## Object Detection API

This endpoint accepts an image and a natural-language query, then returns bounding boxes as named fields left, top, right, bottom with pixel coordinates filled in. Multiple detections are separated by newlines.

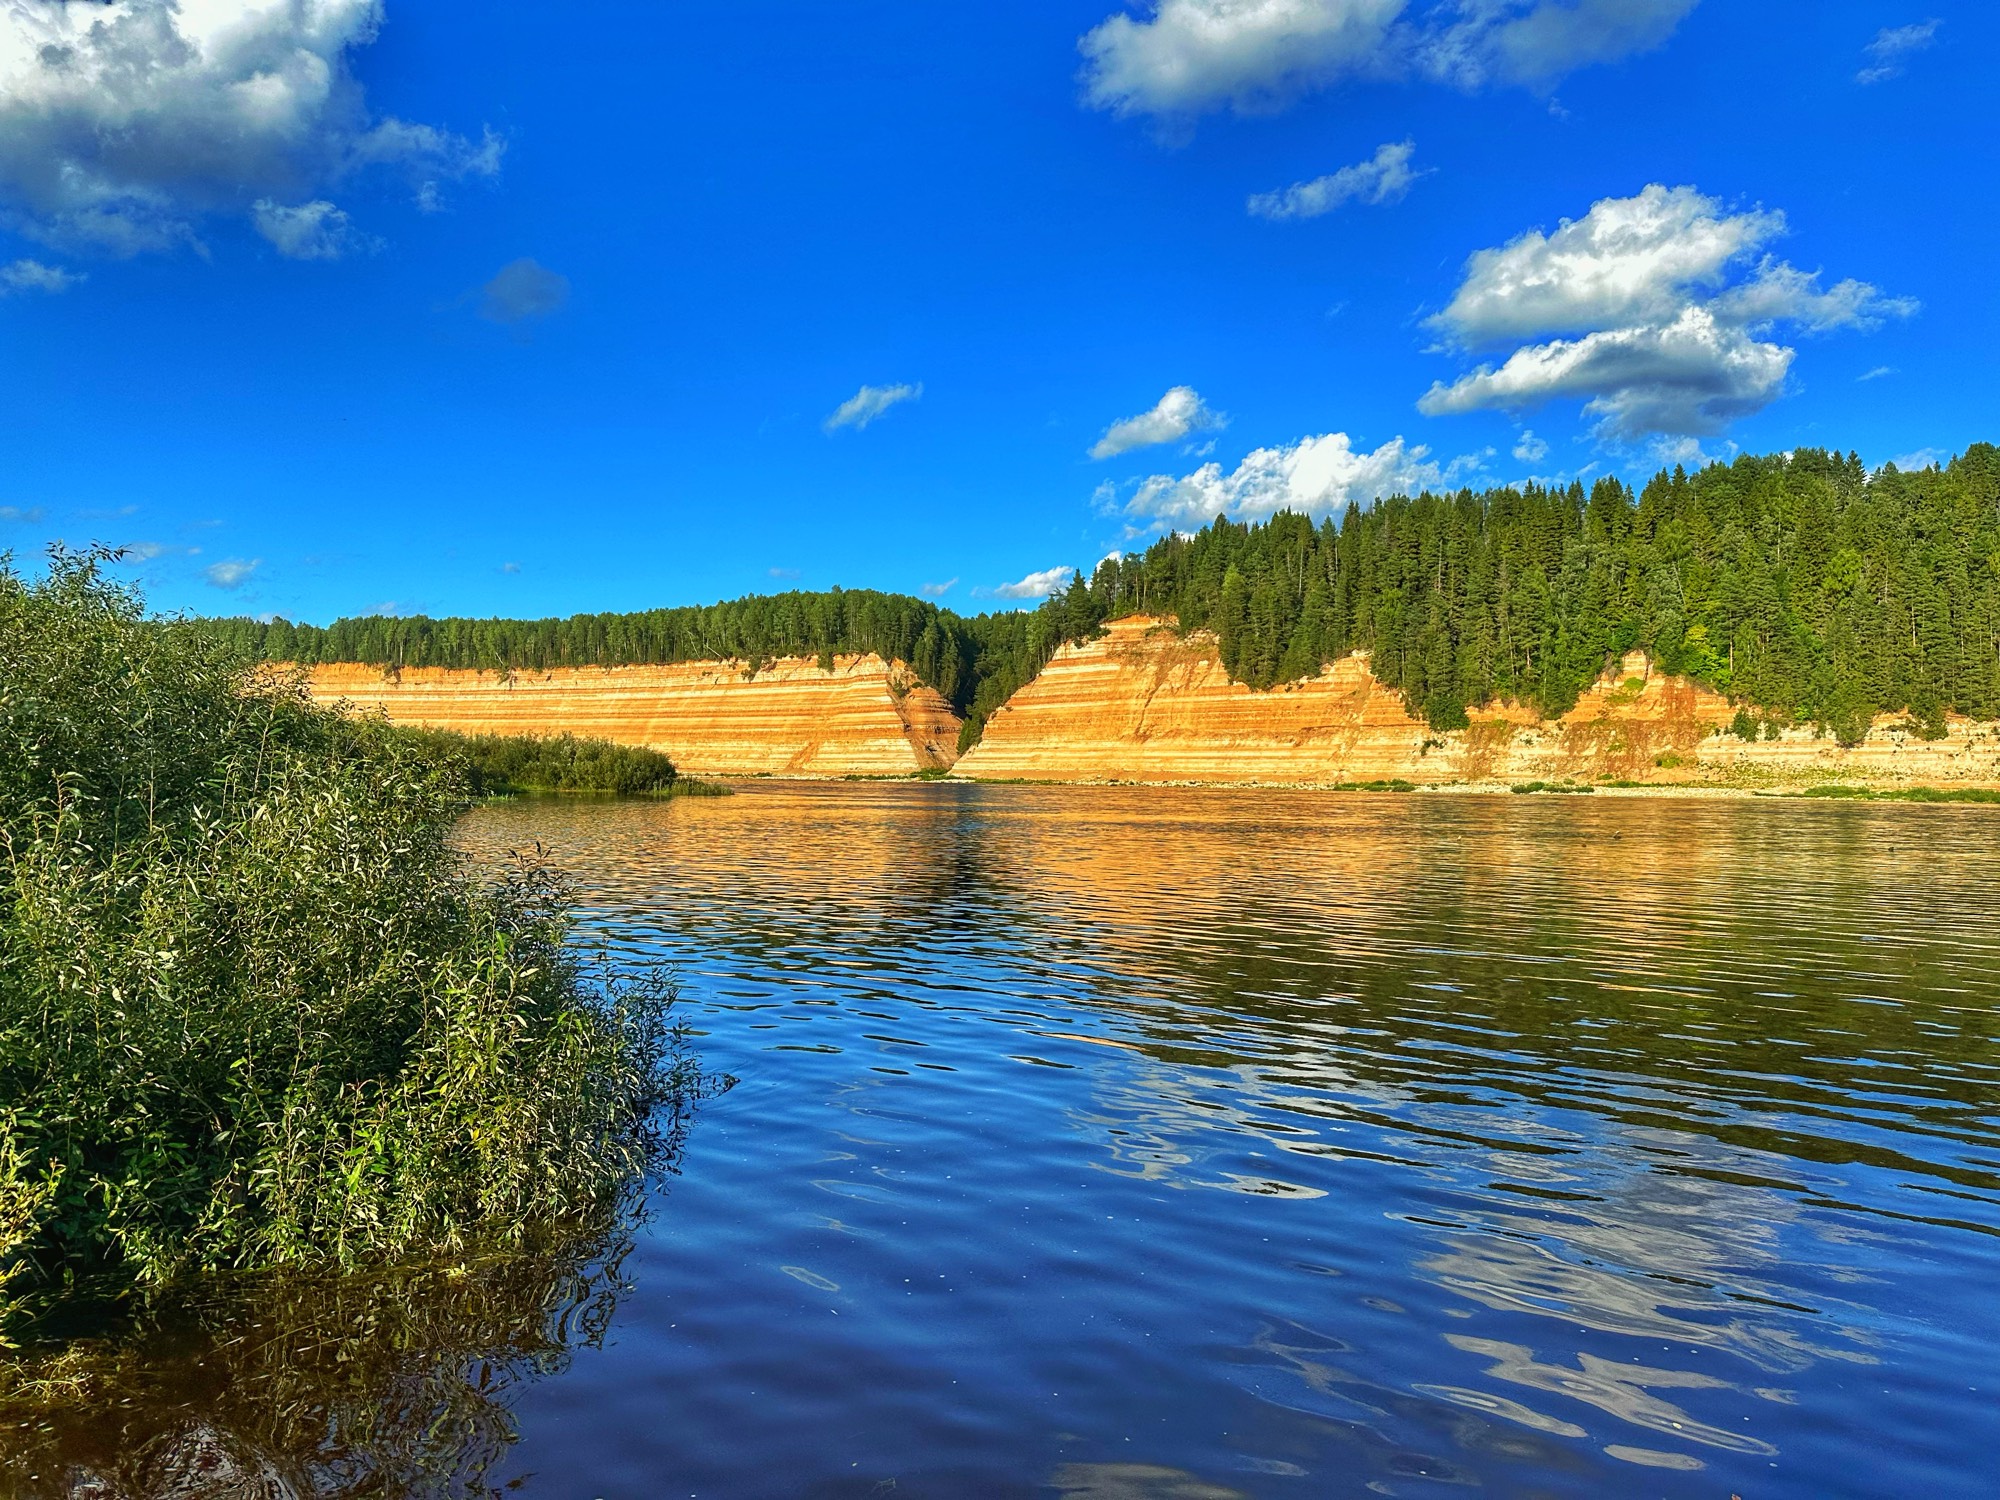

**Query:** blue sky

left=0, top=1, right=1992, bottom=623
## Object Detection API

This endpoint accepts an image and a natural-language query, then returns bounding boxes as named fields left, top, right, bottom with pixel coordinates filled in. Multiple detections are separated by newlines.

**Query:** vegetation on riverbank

left=202, top=444, right=1999, bottom=748
left=1794, top=784, right=2000, bottom=803
left=386, top=725, right=727, bottom=797
left=0, top=554, right=697, bottom=1342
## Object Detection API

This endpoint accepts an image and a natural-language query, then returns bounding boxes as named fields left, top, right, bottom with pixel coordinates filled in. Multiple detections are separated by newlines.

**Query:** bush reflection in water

left=2, top=1196, right=660, bottom=1496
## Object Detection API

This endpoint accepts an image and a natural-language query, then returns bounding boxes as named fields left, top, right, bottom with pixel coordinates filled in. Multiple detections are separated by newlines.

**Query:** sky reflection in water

left=454, top=784, right=2000, bottom=1498
left=37, top=783, right=1990, bottom=1498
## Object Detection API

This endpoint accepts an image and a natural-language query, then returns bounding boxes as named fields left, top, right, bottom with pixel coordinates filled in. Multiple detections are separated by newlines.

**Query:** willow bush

left=385, top=724, right=700, bottom=796
left=0, top=552, right=694, bottom=1336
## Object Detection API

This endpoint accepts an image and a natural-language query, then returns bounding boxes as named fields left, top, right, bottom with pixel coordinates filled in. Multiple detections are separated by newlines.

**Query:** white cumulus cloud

left=0, top=0, right=500, bottom=255
left=991, top=566, right=1076, bottom=600
left=0, top=256, right=76, bottom=293
left=1857, top=19, right=1939, bottom=85
left=824, top=382, right=922, bottom=433
left=1090, top=385, right=1223, bottom=459
left=1512, top=429, right=1549, bottom=463
left=1420, top=184, right=1916, bottom=439
left=1079, top=0, right=1698, bottom=119
left=1123, top=431, right=1476, bottom=527
left=1248, top=139, right=1421, bottom=220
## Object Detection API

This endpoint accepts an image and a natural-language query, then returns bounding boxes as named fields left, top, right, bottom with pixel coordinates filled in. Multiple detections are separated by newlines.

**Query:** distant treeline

left=207, top=445, right=2000, bottom=745
left=1062, top=445, right=2000, bottom=740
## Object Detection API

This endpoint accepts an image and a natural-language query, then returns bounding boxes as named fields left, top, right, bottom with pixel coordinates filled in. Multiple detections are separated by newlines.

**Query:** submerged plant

left=0, top=550, right=700, bottom=1336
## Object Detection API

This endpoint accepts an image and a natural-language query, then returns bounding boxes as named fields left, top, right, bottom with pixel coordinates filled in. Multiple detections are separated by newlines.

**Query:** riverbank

left=291, top=617, right=2000, bottom=798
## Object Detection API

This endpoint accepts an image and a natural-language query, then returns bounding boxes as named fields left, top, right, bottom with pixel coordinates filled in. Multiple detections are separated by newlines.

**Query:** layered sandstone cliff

left=303, top=655, right=961, bottom=776
left=953, top=616, right=2000, bottom=790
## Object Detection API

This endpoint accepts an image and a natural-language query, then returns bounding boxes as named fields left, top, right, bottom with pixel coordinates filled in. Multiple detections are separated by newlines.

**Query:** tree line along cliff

left=206, top=443, right=2000, bottom=748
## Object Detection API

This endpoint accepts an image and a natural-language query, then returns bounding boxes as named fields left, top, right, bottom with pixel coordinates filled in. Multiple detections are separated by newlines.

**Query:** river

left=27, top=783, right=2000, bottom=1497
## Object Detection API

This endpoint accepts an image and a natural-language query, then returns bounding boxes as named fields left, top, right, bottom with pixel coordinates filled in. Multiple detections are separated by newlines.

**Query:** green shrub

left=0, top=552, right=695, bottom=1335
left=385, top=725, right=694, bottom=796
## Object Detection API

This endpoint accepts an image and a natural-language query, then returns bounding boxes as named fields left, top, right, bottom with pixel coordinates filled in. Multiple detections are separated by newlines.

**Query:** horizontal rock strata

left=302, top=656, right=962, bottom=776
left=953, top=616, right=2000, bottom=790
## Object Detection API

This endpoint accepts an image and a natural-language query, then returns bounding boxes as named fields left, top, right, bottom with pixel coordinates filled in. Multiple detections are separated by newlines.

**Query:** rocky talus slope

left=952, top=616, right=2000, bottom=790
left=303, top=655, right=962, bottom=776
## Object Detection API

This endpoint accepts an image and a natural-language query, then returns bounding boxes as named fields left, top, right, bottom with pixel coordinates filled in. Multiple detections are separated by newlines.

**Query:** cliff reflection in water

left=450, top=784, right=1999, bottom=1493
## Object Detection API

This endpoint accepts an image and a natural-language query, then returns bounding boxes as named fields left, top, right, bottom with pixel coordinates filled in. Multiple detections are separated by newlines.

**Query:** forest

left=208, top=445, right=2000, bottom=746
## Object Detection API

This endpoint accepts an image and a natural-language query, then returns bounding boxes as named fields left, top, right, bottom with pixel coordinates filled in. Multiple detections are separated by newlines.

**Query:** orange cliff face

left=953, top=616, right=2000, bottom=789
left=301, top=655, right=962, bottom=776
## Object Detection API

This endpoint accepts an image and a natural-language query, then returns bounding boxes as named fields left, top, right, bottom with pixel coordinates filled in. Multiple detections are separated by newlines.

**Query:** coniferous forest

left=207, top=445, right=2000, bottom=747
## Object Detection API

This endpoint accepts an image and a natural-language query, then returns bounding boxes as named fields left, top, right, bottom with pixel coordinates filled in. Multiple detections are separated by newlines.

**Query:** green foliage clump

left=1510, top=782, right=1596, bottom=795
left=385, top=726, right=693, bottom=796
left=1798, top=785, right=2000, bottom=803
left=0, top=553, right=693, bottom=1335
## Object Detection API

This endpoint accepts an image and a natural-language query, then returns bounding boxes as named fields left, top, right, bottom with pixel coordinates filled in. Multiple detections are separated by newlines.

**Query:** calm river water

left=27, top=783, right=2000, bottom=1497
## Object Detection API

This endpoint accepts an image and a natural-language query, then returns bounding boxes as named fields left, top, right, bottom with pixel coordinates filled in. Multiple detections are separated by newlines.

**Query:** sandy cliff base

left=303, top=655, right=962, bottom=777
left=952, top=617, right=2000, bottom=792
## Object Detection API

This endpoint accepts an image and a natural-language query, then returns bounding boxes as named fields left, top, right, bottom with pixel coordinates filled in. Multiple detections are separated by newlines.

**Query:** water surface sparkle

left=459, top=786, right=1998, bottom=1493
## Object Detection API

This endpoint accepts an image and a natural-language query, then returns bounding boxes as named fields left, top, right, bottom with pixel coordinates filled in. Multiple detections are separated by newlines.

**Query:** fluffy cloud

left=1090, top=385, right=1223, bottom=458
left=0, top=256, right=75, bottom=293
left=480, top=259, right=569, bottom=322
left=991, top=567, right=1075, bottom=600
left=0, top=1, right=500, bottom=255
left=824, top=382, right=922, bottom=433
left=1511, top=428, right=1549, bottom=463
left=204, top=558, right=259, bottom=590
left=1248, top=139, right=1420, bottom=220
left=1079, top=0, right=1697, bottom=119
left=1857, top=20, right=1940, bottom=85
left=1122, top=431, right=1473, bottom=527
left=1420, top=185, right=1915, bottom=439
left=1081, top=0, right=1403, bottom=117
left=252, top=199, right=364, bottom=260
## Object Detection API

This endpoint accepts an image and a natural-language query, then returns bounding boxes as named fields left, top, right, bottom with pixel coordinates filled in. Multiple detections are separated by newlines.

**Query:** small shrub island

left=0, top=554, right=704, bottom=1350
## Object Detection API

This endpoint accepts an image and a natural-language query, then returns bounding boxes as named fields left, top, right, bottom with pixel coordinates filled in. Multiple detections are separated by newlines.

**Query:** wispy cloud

left=824, top=382, right=923, bottom=433
left=920, top=578, right=959, bottom=598
left=989, top=566, right=1074, bottom=600
left=1858, top=20, right=1940, bottom=84
left=1858, top=366, right=1898, bottom=382
left=768, top=566, right=802, bottom=580
left=0, top=504, right=44, bottom=524
left=1091, top=386, right=1223, bottom=459
left=481, top=259, right=570, bottom=323
left=0, top=258, right=79, bottom=295
left=1512, top=430, right=1550, bottom=464
left=204, top=559, right=260, bottom=590
left=1248, top=140, right=1423, bottom=221
left=253, top=199, right=373, bottom=261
